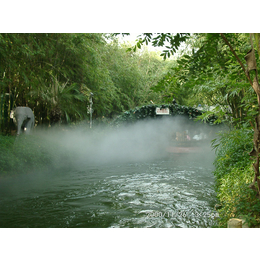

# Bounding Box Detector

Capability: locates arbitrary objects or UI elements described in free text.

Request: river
[0,152,218,228]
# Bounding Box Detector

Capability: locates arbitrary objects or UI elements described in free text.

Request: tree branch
[220,33,253,86]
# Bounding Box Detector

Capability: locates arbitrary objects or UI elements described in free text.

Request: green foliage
[0,135,16,174]
[0,93,14,134]
[212,128,253,182]
[0,33,115,127]
[212,127,260,227]
[0,134,73,176]
[1,33,175,131]
[216,166,260,227]
[118,33,191,60]
[149,33,259,127]
[1,32,258,130]
[102,41,172,116]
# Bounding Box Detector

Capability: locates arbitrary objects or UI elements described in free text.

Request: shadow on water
[0,117,221,228]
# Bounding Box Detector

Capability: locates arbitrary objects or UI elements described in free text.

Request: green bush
[212,128,253,188]
[216,166,260,227]
[0,135,16,174]
[0,134,73,176]
[212,127,260,227]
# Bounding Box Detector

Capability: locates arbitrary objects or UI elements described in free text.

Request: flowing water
[0,154,218,228]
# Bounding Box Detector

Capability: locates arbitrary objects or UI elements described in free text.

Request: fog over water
[0,116,222,228]
[35,116,218,168]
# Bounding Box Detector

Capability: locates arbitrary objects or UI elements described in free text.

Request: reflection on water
[0,156,218,228]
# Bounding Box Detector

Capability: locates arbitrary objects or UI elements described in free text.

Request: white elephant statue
[10,107,35,135]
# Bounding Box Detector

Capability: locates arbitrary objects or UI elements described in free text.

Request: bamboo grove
[0,33,174,133]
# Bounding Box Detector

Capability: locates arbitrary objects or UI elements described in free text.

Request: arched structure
[113,104,221,154]
[113,103,218,126]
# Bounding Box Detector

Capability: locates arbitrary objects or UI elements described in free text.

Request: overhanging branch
[220,33,253,86]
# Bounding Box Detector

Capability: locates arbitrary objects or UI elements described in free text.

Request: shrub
[212,127,260,227]
[0,134,73,176]
[212,128,253,189]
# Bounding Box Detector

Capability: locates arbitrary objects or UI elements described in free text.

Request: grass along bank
[212,127,260,227]
[0,133,75,177]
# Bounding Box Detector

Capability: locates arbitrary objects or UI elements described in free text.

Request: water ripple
[0,157,218,228]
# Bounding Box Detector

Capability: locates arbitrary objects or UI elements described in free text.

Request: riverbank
[0,133,74,177]
[212,127,260,227]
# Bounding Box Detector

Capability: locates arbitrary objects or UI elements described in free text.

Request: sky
[115,33,188,59]
[116,33,166,52]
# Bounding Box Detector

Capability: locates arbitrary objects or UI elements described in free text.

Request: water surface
[0,154,218,228]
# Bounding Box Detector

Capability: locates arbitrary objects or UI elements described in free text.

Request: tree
[126,32,260,196]
[101,39,172,116]
[222,33,260,197]
[1,33,174,130]
[0,33,117,127]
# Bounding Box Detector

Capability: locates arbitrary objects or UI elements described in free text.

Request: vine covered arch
[113,103,218,126]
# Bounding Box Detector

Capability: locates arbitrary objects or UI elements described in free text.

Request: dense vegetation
[1,33,260,227]
[212,128,260,227]
[0,134,70,176]
[0,33,174,133]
